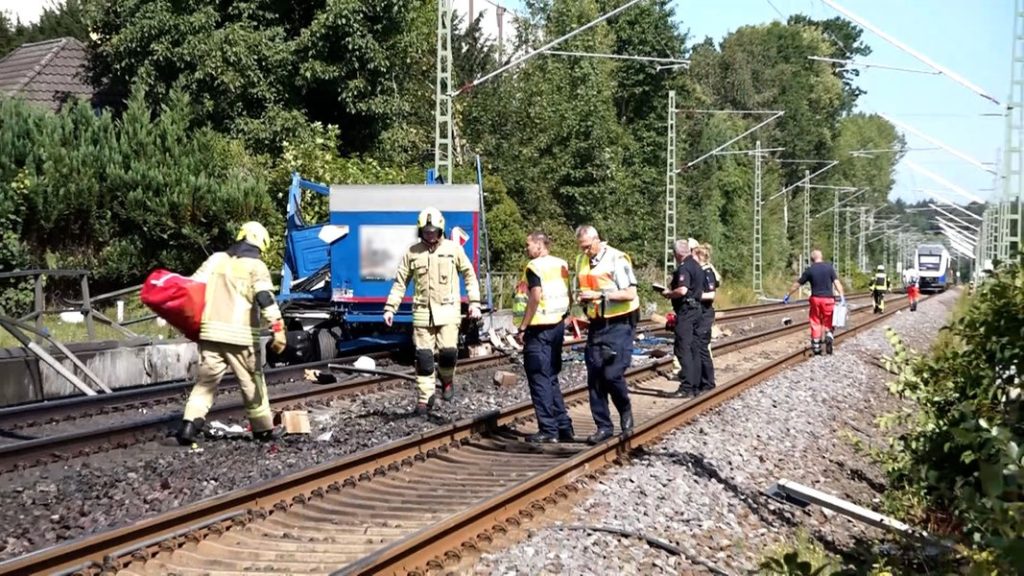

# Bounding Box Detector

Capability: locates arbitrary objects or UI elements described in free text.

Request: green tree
[0,89,273,295]
[787,15,872,112]
[85,0,435,158]
[0,1,89,58]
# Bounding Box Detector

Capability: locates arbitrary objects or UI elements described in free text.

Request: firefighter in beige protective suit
[176,222,288,445]
[383,208,482,415]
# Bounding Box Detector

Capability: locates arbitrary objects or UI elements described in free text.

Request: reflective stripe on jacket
[873,273,889,291]
[513,255,570,326]
[574,246,640,319]
[384,238,481,327]
[194,251,282,346]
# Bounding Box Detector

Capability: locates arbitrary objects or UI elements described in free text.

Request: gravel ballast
[0,358,591,562]
[476,290,960,575]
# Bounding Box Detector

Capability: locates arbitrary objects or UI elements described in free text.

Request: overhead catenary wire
[452,0,647,96]
[807,56,939,75]
[684,111,785,168]
[818,0,1001,105]
[881,113,999,175]
[904,160,987,204]
[917,189,984,220]
[545,50,690,65]
[768,160,838,202]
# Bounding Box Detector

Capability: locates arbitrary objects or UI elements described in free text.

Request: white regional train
[914,243,951,293]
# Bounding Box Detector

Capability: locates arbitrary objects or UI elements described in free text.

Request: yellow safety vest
[574,246,640,320]
[513,255,570,326]
[873,273,889,290]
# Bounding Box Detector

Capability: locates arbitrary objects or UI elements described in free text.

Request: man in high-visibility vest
[177,221,288,445]
[383,207,482,415]
[872,264,890,314]
[513,231,574,443]
[574,225,640,445]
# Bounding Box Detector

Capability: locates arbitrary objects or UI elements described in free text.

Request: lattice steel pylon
[665,90,677,284]
[858,207,867,272]
[801,171,810,297]
[843,208,851,279]
[1001,0,1024,258]
[752,140,764,296]
[832,189,840,266]
[434,0,454,184]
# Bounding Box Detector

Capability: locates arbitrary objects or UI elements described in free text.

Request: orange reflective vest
[574,245,640,320]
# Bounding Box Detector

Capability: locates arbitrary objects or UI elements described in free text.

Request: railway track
[633,291,872,333]
[0,293,898,474]
[0,293,872,433]
[0,293,918,575]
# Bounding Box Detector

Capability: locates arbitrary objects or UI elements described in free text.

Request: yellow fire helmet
[236,221,271,253]
[417,207,445,234]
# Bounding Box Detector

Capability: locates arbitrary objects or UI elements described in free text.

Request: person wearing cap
[384,207,482,415]
[176,222,288,445]
[662,238,703,396]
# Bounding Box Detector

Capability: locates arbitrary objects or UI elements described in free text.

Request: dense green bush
[881,257,1023,572]
[0,89,273,312]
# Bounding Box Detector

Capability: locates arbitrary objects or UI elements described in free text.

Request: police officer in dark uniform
[661,239,703,397]
[693,243,717,392]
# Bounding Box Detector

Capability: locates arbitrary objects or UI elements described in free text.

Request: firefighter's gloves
[782,294,790,304]
[270,320,287,354]
[383,311,394,327]
[468,304,482,321]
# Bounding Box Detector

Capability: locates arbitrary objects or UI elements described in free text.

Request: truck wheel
[316,329,339,362]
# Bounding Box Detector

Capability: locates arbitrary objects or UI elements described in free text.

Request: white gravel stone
[476,290,960,574]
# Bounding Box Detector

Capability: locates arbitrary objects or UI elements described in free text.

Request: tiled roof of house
[0,37,93,111]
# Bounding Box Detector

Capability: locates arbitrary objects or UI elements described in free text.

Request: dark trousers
[523,322,572,435]
[872,289,884,312]
[674,306,702,392]
[698,305,716,390]
[585,319,634,432]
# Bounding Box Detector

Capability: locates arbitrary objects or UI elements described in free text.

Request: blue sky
[470,0,1013,205]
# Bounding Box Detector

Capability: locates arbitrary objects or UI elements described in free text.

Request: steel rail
[0,353,510,474]
[340,294,928,575]
[0,293,895,473]
[0,294,925,575]
[2,296,867,429]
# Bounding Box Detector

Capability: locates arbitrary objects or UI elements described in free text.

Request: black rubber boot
[414,394,436,416]
[619,410,634,437]
[253,425,285,442]
[586,429,614,445]
[811,339,822,356]
[527,432,559,443]
[441,381,454,401]
[824,332,834,355]
[176,418,204,446]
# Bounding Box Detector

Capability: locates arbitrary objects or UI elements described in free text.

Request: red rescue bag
[140,269,205,341]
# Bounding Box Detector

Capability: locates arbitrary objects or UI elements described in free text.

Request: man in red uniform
[783,250,846,355]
